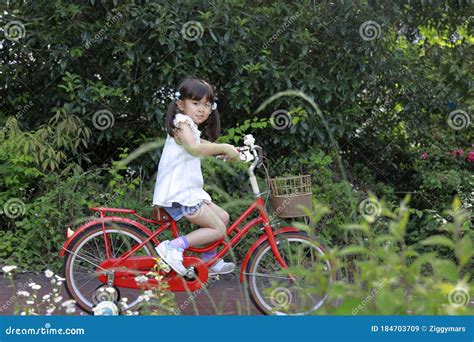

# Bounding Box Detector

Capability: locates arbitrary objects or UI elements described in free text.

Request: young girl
[153,77,240,276]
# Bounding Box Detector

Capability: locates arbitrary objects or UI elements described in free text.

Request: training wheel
[92,285,120,305]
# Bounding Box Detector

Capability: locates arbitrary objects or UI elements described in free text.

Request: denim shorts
[161,201,204,221]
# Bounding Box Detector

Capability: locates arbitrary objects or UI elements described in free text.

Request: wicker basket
[268,175,312,218]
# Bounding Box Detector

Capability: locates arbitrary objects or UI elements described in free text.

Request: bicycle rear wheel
[246,232,334,315]
[63,222,156,314]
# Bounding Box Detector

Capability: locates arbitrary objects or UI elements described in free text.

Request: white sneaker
[155,241,186,275]
[208,259,235,276]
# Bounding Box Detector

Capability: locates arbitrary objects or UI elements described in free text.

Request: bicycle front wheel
[246,232,334,315]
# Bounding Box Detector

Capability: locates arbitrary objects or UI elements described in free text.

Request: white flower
[31,284,41,290]
[57,281,63,286]
[53,296,63,303]
[46,307,55,315]
[17,291,30,297]
[28,282,37,288]
[20,312,26,315]
[44,270,54,278]
[54,275,66,281]
[42,294,51,301]
[2,265,17,273]
[61,299,76,307]
[51,279,56,285]
[66,307,76,314]
[26,300,35,305]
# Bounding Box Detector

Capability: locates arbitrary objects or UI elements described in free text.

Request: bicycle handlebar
[215,134,262,166]
[215,134,264,196]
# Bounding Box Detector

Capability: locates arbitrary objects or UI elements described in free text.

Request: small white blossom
[46,307,55,315]
[31,284,41,290]
[44,270,54,278]
[26,300,35,305]
[61,299,76,307]
[53,296,63,303]
[66,307,76,314]
[2,265,17,273]
[138,295,150,302]
[42,294,51,301]
[17,291,30,297]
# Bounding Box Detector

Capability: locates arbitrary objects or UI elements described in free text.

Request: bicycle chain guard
[97,256,209,291]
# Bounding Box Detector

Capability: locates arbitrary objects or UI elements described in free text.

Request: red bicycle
[60,134,335,315]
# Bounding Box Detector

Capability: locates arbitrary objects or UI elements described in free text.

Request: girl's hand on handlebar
[223,144,241,161]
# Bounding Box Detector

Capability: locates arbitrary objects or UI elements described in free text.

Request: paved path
[0,272,260,316]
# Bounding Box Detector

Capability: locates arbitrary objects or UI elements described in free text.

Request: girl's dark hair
[165,77,221,142]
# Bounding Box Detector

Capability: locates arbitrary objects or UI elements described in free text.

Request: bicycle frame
[60,193,291,292]
[96,194,287,270]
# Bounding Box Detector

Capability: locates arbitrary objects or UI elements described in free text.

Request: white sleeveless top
[152,113,212,207]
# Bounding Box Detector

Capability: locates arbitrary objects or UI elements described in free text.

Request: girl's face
[177,97,213,125]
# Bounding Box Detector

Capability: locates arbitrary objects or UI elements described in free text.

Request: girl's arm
[174,123,239,158]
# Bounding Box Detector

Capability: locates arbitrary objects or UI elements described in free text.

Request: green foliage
[292,197,473,315]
